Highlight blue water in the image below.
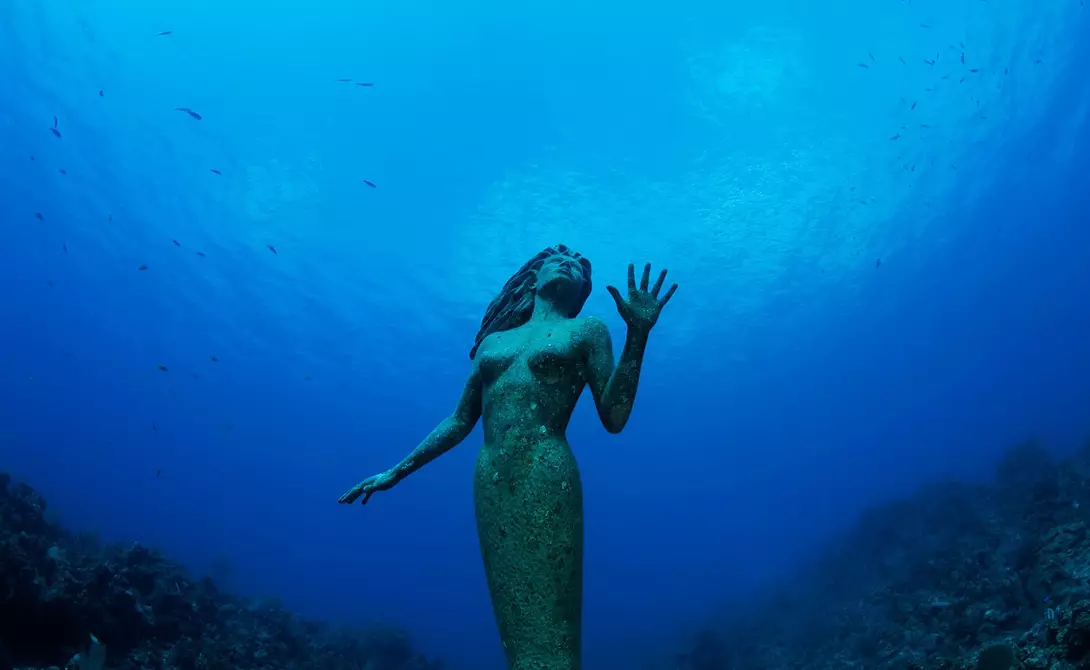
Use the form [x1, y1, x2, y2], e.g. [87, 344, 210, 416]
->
[1, 0, 1088, 667]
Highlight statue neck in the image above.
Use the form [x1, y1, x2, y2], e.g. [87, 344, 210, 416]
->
[531, 294, 570, 323]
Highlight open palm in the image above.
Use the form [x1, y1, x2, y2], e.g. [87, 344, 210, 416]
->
[606, 263, 678, 333]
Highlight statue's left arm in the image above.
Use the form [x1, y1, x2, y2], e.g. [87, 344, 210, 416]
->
[583, 262, 677, 434]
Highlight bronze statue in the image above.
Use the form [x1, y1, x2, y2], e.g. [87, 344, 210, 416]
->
[338, 244, 678, 670]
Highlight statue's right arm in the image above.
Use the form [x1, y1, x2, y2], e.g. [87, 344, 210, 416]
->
[389, 364, 483, 483]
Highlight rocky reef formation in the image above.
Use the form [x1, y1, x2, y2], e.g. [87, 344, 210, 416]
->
[674, 439, 1090, 670]
[0, 472, 440, 670]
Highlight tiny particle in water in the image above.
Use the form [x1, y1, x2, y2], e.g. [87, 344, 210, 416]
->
[362, 179, 377, 188]
[153, 423, 157, 431]
[304, 375, 313, 381]
[59, 168, 67, 175]
[210, 168, 221, 175]
[876, 258, 881, 268]
[267, 244, 277, 254]
[138, 264, 148, 270]
[156, 469, 161, 477]
[157, 365, 168, 372]
[210, 355, 218, 362]
[34, 212, 43, 221]
[63, 242, 68, 255]
[29, 155, 35, 161]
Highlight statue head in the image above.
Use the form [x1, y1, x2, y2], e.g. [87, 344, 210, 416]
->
[470, 244, 592, 359]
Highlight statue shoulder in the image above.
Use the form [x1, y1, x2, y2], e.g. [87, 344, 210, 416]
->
[574, 315, 610, 343]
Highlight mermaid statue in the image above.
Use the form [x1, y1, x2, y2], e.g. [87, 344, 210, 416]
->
[338, 244, 678, 670]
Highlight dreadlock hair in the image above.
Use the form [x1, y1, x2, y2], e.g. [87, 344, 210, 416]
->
[469, 244, 592, 359]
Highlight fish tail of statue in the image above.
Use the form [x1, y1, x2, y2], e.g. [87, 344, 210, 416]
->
[474, 449, 584, 670]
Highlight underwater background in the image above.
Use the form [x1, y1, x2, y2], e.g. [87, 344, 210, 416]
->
[1, 0, 1088, 668]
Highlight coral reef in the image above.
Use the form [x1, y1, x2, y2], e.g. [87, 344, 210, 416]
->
[675, 439, 1090, 670]
[0, 473, 440, 670]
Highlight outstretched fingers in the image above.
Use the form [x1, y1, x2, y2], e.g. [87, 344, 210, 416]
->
[606, 284, 625, 311]
[627, 263, 636, 293]
[650, 269, 667, 297]
[659, 282, 678, 306]
[639, 263, 651, 291]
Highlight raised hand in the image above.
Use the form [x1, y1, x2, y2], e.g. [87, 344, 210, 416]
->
[606, 263, 678, 333]
[337, 469, 398, 505]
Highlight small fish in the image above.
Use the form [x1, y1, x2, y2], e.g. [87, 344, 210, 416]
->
[157, 365, 168, 372]
[920, 22, 932, 28]
[857, 62, 870, 69]
[34, 212, 43, 221]
[175, 107, 202, 120]
[196, 251, 206, 257]
[108, 214, 112, 221]
[335, 78, 353, 82]
[924, 59, 934, 66]
[53, 116, 58, 129]
[156, 469, 161, 477]
[63, 242, 68, 255]
[876, 259, 881, 268]
[138, 264, 148, 270]
[157, 30, 173, 36]
[46, 280, 54, 288]
[304, 375, 313, 381]
[959, 77, 966, 83]
[210, 355, 218, 362]
[969, 68, 980, 73]
[267, 244, 277, 254]
[910, 101, 917, 110]
[59, 168, 67, 175]
[950, 164, 957, 170]
[889, 133, 900, 140]
[172, 239, 181, 246]
[209, 168, 222, 175]
[868, 52, 875, 62]
[898, 56, 906, 64]
[99, 90, 104, 97]
[961, 53, 966, 64]
[362, 179, 377, 188]
[153, 423, 157, 431]
[50, 128, 62, 138]
[29, 155, 35, 161]
[356, 82, 374, 87]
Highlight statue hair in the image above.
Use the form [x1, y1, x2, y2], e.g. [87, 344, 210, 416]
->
[470, 244, 592, 359]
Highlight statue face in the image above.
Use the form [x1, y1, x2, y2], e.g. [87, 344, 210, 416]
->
[536, 253, 590, 313]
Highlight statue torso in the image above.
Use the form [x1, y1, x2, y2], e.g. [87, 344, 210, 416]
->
[475, 317, 590, 453]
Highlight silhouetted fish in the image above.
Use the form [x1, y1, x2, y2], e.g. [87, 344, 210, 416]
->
[172, 240, 181, 246]
[157, 365, 168, 372]
[138, 264, 148, 270]
[34, 213, 43, 221]
[53, 116, 58, 129]
[876, 258, 881, 268]
[210, 168, 222, 175]
[210, 355, 218, 362]
[157, 30, 172, 36]
[63, 242, 67, 255]
[99, 90, 104, 97]
[857, 62, 869, 69]
[50, 128, 61, 138]
[175, 107, 202, 120]
[335, 78, 352, 82]
[362, 179, 377, 188]
[267, 244, 277, 254]
[356, 82, 374, 87]
[196, 251, 206, 257]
